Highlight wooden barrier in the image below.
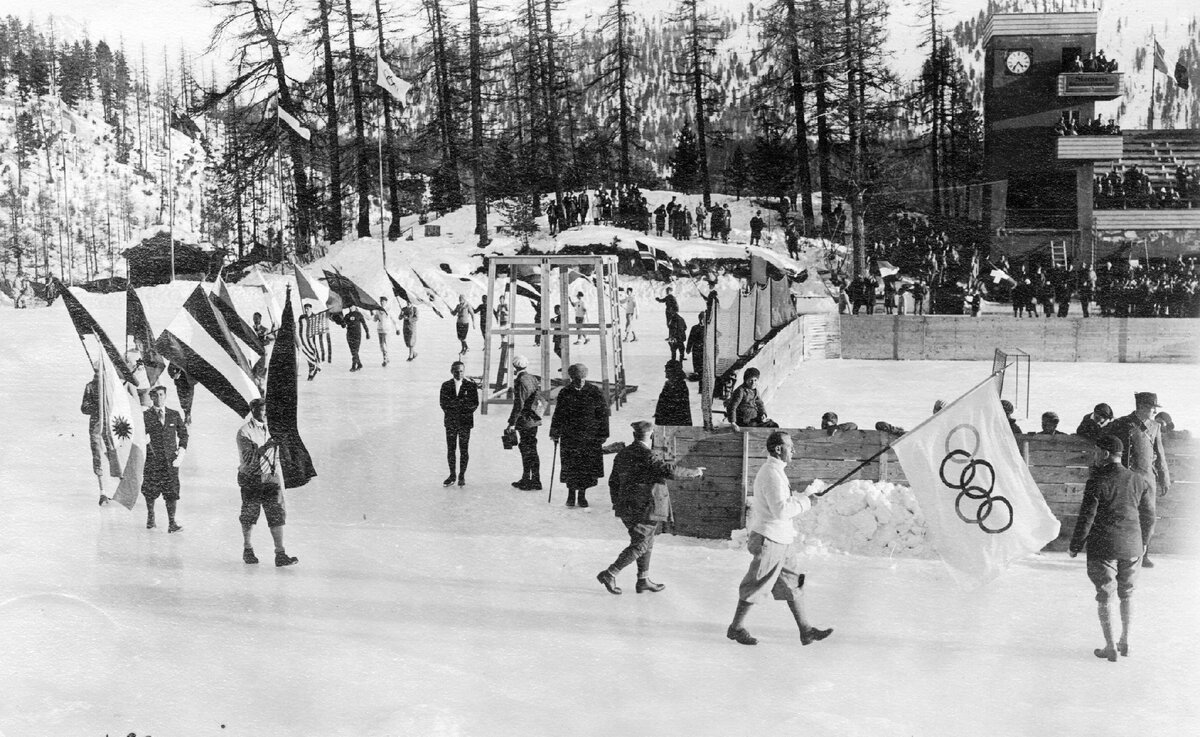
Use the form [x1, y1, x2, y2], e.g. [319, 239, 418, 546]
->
[839, 315, 1200, 363]
[658, 426, 1199, 554]
[737, 313, 841, 407]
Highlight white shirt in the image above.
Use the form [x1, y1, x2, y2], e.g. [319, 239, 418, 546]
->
[453, 378, 463, 395]
[748, 456, 810, 545]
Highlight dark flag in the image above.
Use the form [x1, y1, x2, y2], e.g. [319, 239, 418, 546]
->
[126, 284, 166, 385]
[634, 240, 657, 270]
[156, 285, 259, 417]
[388, 272, 412, 303]
[323, 270, 383, 312]
[211, 276, 265, 356]
[1176, 60, 1191, 90]
[266, 290, 316, 489]
[411, 268, 450, 316]
[55, 278, 136, 385]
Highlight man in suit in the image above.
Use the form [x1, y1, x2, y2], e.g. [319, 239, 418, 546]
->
[439, 361, 479, 487]
[1069, 435, 1155, 661]
[597, 420, 703, 595]
[1105, 392, 1172, 568]
[142, 384, 188, 532]
[1075, 403, 1114, 442]
[506, 355, 543, 490]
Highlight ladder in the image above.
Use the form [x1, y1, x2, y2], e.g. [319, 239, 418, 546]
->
[1050, 239, 1070, 270]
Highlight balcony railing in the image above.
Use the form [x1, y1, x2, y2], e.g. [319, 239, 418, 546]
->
[1057, 72, 1124, 99]
[1056, 136, 1124, 160]
[1093, 209, 1200, 230]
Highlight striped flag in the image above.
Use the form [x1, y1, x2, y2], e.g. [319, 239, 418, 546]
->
[126, 284, 165, 385]
[634, 240, 657, 270]
[156, 285, 260, 417]
[298, 309, 330, 364]
[1153, 40, 1169, 74]
[97, 342, 146, 510]
[212, 276, 265, 357]
[277, 103, 311, 141]
[266, 290, 316, 489]
[55, 280, 137, 385]
[890, 375, 1060, 587]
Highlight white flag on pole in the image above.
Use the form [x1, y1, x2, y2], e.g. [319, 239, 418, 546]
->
[276, 103, 311, 141]
[376, 48, 412, 105]
[890, 375, 1060, 586]
[97, 347, 146, 509]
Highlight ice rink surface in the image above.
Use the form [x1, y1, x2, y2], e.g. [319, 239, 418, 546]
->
[2, 287, 1198, 736]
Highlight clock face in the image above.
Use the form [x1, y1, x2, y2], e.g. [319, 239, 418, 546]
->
[1006, 50, 1032, 74]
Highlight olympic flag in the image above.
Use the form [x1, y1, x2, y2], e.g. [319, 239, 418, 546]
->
[891, 376, 1060, 586]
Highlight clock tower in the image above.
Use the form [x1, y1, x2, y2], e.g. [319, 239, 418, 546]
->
[982, 12, 1122, 258]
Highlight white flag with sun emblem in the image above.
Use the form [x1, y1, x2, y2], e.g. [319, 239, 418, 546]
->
[98, 347, 146, 510]
[891, 375, 1060, 586]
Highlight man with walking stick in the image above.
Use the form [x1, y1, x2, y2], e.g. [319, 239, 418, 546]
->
[549, 364, 609, 508]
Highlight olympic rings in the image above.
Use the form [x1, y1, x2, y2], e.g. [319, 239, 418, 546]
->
[938, 424, 1013, 535]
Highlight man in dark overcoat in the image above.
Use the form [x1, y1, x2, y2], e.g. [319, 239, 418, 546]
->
[1069, 435, 1156, 662]
[142, 384, 188, 532]
[597, 421, 702, 595]
[549, 364, 609, 508]
[1105, 392, 1171, 568]
[685, 312, 706, 380]
[439, 360, 480, 487]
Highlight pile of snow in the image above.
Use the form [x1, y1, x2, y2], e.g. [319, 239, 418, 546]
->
[730, 478, 933, 558]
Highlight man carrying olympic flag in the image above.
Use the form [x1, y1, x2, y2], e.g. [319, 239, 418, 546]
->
[890, 375, 1060, 586]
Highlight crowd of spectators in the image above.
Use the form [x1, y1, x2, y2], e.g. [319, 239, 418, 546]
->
[1094, 164, 1200, 210]
[1064, 49, 1119, 74]
[999, 258, 1200, 318]
[1055, 115, 1120, 137]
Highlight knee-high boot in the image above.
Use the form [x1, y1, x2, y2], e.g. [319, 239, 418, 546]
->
[1094, 602, 1117, 661]
[1118, 599, 1132, 655]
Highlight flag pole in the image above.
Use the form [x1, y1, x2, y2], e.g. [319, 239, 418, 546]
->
[812, 365, 1012, 498]
[1149, 37, 1157, 131]
[377, 74, 387, 272]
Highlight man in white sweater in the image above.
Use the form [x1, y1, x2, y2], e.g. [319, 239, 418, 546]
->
[726, 431, 833, 646]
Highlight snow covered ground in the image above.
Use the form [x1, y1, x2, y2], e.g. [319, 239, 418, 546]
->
[2, 256, 1199, 735]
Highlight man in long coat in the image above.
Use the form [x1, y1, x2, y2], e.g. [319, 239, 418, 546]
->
[549, 364, 609, 508]
[1105, 392, 1171, 568]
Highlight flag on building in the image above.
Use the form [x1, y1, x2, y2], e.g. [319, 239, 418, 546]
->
[1153, 40, 1169, 75]
[277, 103, 311, 141]
[55, 279, 136, 385]
[266, 290, 317, 489]
[156, 285, 260, 417]
[126, 284, 165, 385]
[1176, 59, 1191, 90]
[211, 276, 265, 357]
[376, 48, 412, 105]
[890, 375, 1060, 587]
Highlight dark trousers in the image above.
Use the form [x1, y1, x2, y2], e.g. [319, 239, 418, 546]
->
[518, 427, 540, 482]
[445, 427, 471, 476]
[348, 336, 362, 369]
[610, 519, 661, 577]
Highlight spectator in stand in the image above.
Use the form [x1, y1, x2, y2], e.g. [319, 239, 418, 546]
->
[784, 219, 800, 260]
[1076, 403, 1115, 442]
[653, 360, 692, 427]
[819, 412, 858, 435]
[725, 368, 778, 428]
[1002, 400, 1023, 436]
[749, 210, 765, 246]
[1034, 411, 1067, 436]
[1154, 411, 1176, 433]
[666, 310, 688, 362]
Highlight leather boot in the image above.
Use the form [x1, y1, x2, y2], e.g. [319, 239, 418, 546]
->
[1118, 599, 1131, 656]
[577, 489, 589, 508]
[726, 600, 757, 645]
[1094, 602, 1117, 661]
[566, 489, 577, 507]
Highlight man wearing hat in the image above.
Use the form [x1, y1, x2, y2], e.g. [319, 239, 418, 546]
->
[549, 364, 609, 508]
[1035, 411, 1066, 435]
[237, 398, 298, 566]
[1105, 393, 1172, 568]
[1001, 399, 1023, 436]
[1075, 403, 1114, 442]
[142, 384, 188, 532]
[598, 420, 703, 595]
[506, 355, 543, 490]
[1069, 435, 1155, 661]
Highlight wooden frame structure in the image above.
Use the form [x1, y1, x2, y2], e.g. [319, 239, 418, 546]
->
[480, 254, 628, 415]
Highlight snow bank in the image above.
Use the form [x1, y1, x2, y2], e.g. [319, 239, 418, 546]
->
[730, 478, 933, 559]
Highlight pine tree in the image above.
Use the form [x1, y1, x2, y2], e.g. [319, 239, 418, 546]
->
[669, 120, 700, 194]
[672, 0, 723, 207]
[724, 144, 750, 200]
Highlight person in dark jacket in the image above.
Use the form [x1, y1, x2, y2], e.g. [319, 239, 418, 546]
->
[597, 420, 703, 595]
[685, 312, 706, 380]
[168, 363, 196, 426]
[81, 369, 109, 505]
[549, 364, 610, 508]
[1001, 399, 1023, 436]
[343, 305, 370, 372]
[1034, 411, 1066, 435]
[656, 286, 679, 323]
[506, 355, 543, 490]
[726, 368, 777, 427]
[667, 311, 687, 362]
[1069, 435, 1156, 662]
[1105, 392, 1172, 568]
[439, 361, 480, 487]
[653, 361, 692, 427]
[1075, 403, 1114, 442]
[142, 384, 188, 532]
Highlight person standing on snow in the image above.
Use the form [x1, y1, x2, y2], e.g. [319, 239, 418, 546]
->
[343, 305, 370, 372]
[142, 384, 188, 533]
[451, 294, 474, 355]
[621, 287, 639, 342]
[399, 302, 419, 361]
[373, 296, 398, 367]
[726, 431, 832, 646]
[549, 364, 609, 508]
[439, 360, 479, 488]
[597, 420, 703, 595]
[507, 355, 543, 491]
[749, 210, 765, 246]
[1105, 392, 1171, 568]
[1069, 435, 1155, 661]
[569, 291, 590, 344]
[237, 398, 298, 567]
[81, 367, 109, 506]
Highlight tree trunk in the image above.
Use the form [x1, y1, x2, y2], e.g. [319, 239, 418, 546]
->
[542, 0, 564, 208]
[785, 0, 814, 231]
[374, 0, 402, 239]
[616, 0, 631, 188]
[318, 0, 343, 242]
[688, 2, 712, 208]
[469, 0, 488, 246]
[344, 0, 371, 238]
[845, 0, 864, 277]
